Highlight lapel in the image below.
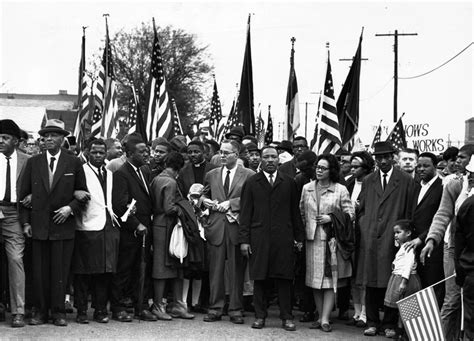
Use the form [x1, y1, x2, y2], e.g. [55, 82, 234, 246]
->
[39, 153, 50, 192]
[255, 171, 272, 192]
[16, 151, 27, 182]
[215, 167, 226, 199]
[126, 162, 149, 197]
[229, 166, 243, 196]
[272, 171, 284, 191]
[372, 171, 383, 198]
[50, 151, 67, 192]
[416, 177, 441, 209]
[380, 168, 400, 205]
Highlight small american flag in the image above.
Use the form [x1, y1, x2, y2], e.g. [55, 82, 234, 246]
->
[209, 78, 222, 138]
[371, 123, 382, 148]
[397, 287, 444, 341]
[170, 98, 183, 137]
[255, 108, 265, 147]
[386, 116, 407, 151]
[264, 105, 273, 145]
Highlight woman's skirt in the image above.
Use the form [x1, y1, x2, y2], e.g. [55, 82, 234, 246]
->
[384, 273, 422, 308]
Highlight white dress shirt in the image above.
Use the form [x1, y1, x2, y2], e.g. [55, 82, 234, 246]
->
[128, 162, 149, 194]
[380, 167, 394, 189]
[0, 150, 18, 202]
[222, 164, 238, 188]
[263, 170, 277, 185]
[46, 149, 61, 175]
[417, 174, 438, 205]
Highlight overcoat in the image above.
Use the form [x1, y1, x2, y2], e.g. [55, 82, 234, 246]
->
[239, 171, 305, 280]
[355, 168, 415, 288]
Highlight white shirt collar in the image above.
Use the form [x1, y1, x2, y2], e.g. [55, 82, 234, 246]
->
[46, 149, 61, 162]
[421, 174, 438, 187]
[263, 170, 277, 183]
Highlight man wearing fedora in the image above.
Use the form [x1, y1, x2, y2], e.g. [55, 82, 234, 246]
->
[0, 119, 30, 327]
[20, 119, 87, 327]
[355, 141, 415, 337]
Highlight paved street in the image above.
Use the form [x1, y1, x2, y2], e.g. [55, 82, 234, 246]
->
[0, 308, 386, 340]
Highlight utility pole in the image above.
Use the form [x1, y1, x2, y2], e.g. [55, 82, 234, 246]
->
[375, 30, 417, 122]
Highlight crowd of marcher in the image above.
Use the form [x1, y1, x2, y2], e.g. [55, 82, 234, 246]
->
[0, 118, 472, 340]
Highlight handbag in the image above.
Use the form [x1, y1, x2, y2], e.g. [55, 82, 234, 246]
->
[169, 219, 188, 263]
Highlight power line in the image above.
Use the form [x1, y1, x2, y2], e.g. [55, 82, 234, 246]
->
[360, 76, 394, 102]
[398, 42, 473, 80]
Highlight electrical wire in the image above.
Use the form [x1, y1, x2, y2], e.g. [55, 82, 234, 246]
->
[360, 76, 393, 101]
[398, 42, 473, 80]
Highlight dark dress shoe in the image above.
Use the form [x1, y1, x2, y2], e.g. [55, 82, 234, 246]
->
[112, 311, 133, 322]
[251, 318, 265, 329]
[76, 313, 89, 324]
[321, 323, 332, 332]
[282, 319, 296, 331]
[190, 304, 207, 314]
[299, 311, 315, 323]
[203, 313, 221, 322]
[136, 309, 157, 321]
[12, 314, 25, 328]
[356, 319, 367, 328]
[54, 318, 68, 327]
[29, 313, 47, 326]
[65, 301, 74, 314]
[309, 320, 321, 329]
[230, 315, 244, 324]
[93, 312, 109, 323]
[346, 317, 357, 326]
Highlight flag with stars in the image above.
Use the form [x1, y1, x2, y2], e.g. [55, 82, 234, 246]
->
[90, 97, 102, 138]
[310, 92, 322, 152]
[318, 52, 342, 155]
[170, 98, 184, 137]
[370, 122, 382, 149]
[127, 85, 147, 141]
[73, 30, 90, 150]
[397, 287, 444, 341]
[264, 105, 273, 145]
[386, 116, 407, 151]
[209, 78, 222, 138]
[146, 19, 172, 141]
[255, 107, 265, 147]
[98, 18, 118, 138]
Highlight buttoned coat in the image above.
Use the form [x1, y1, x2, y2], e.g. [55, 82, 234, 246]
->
[20, 149, 87, 240]
[239, 171, 305, 280]
[355, 168, 415, 288]
[204, 165, 255, 246]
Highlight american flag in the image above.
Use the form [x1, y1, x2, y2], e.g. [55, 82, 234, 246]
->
[318, 52, 342, 155]
[128, 89, 138, 134]
[397, 287, 444, 341]
[310, 91, 322, 152]
[387, 116, 407, 151]
[146, 19, 172, 141]
[371, 122, 382, 149]
[73, 30, 90, 149]
[90, 96, 103, 138]
[222, 96, 239, 141]
[285, 38, 300, 140]
[255, 106, 265, 147]
[264, 105, 273, 145]
[170, 98, 184, 137]
[209, 78, 222, 138]
[98, 17, 118, 138]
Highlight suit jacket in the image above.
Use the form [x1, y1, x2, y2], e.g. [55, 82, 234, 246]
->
[112, 161, 153, 234]
[12, 150, 30, 228]
[177, 161, 218, 196]
[204, 165, 255, 246]
[239, 171, 305, 280]
[356, 167, 415, 288]
[412, 177, 443, 262]
[278, 158, 297, 179]
[20, 148, 87, 240]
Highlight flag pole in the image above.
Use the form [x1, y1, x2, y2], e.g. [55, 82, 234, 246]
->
[397, 273, 455, 304]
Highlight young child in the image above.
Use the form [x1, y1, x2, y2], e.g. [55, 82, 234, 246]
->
[383, 219, 422, 339]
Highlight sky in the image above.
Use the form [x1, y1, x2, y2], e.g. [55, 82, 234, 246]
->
[1, 0, 472, 150]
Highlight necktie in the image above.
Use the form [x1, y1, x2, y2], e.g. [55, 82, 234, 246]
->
[269, 173, 274, 186]
[382, 173, 387, 191]
[224, 170, 230, 197]
[137, 169, 149, 194]
[49, 156, 56, 173]
[3, 156, 11, 202]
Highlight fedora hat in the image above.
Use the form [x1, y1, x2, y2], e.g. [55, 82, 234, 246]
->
[0, 119, 21, 139]
[38, 119, 69, 136]
[225, 126, 245, 139]
[372, 141, 395, 155]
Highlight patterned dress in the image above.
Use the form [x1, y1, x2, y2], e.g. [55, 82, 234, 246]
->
[300, 181, 355, 289]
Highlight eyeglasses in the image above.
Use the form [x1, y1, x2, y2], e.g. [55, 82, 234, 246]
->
[315, 165, 329, 171]
[219, 150, 235, 156]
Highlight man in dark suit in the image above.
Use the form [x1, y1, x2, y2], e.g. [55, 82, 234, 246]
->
[278, 137, 308, 179]
[239, 146, 305, 332]
[20, 119, 87, 327]
[202, 140, 254, 324]
[110, 133, 156, 322]
[0, 119, 29, 327]
[356, 141, 415, 336]
[405, 152, 444, 306]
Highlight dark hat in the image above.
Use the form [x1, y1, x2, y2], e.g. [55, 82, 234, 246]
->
[225, 126, 245, 139]
[38, 119, 69, 136]
[170, 135, 188, 152]
[246, 142, 260, 153]
[276, 140, 293, 155]
[372, 141, 396, 155]
[296, 150, 317, 171]
[125, 132, 145, 149]
[0, 119, 21, 139]
[66, 136, 77, 146]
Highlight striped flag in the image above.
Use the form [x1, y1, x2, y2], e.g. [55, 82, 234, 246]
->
[310, 92, 322, 151]
[209, 78, 222, 139]
[90, 96, 103, 138]
[318, 52, 342, 155]
[170, 98, 184, 137]
[370, 121, 382, 148]
[387, 115, 407, 151]
[397, 287, 444, 341]
[255, 106, 265, 147]
[98, 17, 118, 138]
[146, 18, 172, 141]
[285, 38, 300, 140]
[264, 105, 273, 145]
[73, 29, 90, 149]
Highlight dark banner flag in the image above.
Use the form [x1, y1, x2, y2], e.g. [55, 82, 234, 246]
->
[285, 38, 300, 140]
[337, 30, 363, 149]
[236, 15, 255, 136]
[264, 105, 273, 145]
